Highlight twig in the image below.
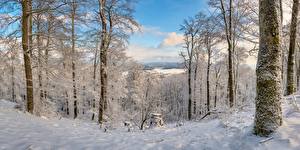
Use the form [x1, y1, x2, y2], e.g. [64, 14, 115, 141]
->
[200, 112, 211, 120]
[259, 137, 273, 144]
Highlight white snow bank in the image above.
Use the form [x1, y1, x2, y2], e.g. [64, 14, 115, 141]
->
[1, 98, 300, 150]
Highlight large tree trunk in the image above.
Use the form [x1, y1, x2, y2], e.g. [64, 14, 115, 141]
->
[22, 0, 34, 114]
[71, 1, 78, 119]
[254, 0, 283, 136]
[98, 0, 108, 125]
[286, 0, 299, 95]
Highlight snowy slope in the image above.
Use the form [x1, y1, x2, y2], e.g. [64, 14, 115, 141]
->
[1, 98, 300, 150]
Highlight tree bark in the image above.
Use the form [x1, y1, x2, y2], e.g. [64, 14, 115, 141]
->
[214, 71, 219, 108]
[44, 13, 52, 100]
[71, 0, 78, 119]
[60, 38, 69, 115]
[214, 64, 221, 108]
[22, 0, 34, 114]
[220, 0, 234, 108]
[36, 13, 44, 103]
[187, 35, 194, 120]
[254, 0, 283, 136]
[98, 0, 108, 125]
[206, 38, 211, 113]
[193, 53, 199, 115]
[206, 59, 211, 112]
[297, 43, 300, 90]
[286, 0, 299, 95]
[92, 40, 98, 121]
[11, 49, 15, 102]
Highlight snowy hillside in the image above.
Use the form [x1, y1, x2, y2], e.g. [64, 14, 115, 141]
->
[1, 98, 300, 150]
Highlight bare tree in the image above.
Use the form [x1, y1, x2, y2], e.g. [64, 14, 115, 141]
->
[180, 17, 199, 120]
[97, 0, 138, 125]
[203, 16, 219, 113]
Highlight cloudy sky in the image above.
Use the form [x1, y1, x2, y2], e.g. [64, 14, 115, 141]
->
[126, 0, 207, 63]
[125, 0, 293, 67]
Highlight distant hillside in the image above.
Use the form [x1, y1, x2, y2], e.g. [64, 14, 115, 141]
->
[143, 62, 184, 70]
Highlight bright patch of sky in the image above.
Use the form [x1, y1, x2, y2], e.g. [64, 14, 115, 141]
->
[126, 0, 208, 63]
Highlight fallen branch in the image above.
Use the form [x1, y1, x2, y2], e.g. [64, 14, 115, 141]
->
[259, 137, 273, 144]
[200, 112, 211, 120]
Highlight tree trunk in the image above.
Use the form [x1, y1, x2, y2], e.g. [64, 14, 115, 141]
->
[29, 0, 33, 58]
[214, 65, 220, 108]
[206, 41, 211, 113]
[220, 0, 234, 108]
[36, 14, 44, 103]
[187, 35, 194, 120]
[44, 13, 52, 100]
[199, 69, 203, 115]
[22, 0, 34, 114]
[193, 55, 198, 115]
[297, 43, 300, 90]
[61, 39, 69, 116]
[92, 41, 98, 121]
[254, 0, 283, 136]
[188, 62, 192, 120]
[214, 79, 218, 108]
[234, 61, 240, 106]
[98, 0, 108, 125]
[71, 1, 78, 119]
[11, 53, 15, 102]
[286, 0, 299, 95]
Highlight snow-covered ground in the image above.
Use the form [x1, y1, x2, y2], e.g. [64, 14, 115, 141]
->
[1, 98, 300, 150]
[147, 68, 185, 75]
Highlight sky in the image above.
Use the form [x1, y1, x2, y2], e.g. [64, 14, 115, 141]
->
[126, 0, 208, 63]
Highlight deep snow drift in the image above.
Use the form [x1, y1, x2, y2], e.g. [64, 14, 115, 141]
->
[1, 98, 300, 150]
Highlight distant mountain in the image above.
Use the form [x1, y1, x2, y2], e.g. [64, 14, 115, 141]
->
[143, 62, 184, 70]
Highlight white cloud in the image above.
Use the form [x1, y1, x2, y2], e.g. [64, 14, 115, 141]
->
[128, 25, 184, 63]
[159, 32, 184, 47]
[126, 44, 181, 63]
[132, 25, 167, 37]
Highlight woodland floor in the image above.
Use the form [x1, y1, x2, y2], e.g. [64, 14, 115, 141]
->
[1, 98, 300, 150]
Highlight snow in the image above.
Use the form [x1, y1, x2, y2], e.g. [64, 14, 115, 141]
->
[148, 68, 185, 75]
[0, 99, 17, 109]
[1, 98, 300, 150]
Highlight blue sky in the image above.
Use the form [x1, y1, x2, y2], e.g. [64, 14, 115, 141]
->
[126, 0, 208, 63]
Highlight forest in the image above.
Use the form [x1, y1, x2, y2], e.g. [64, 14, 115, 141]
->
[0, 0, 300, 149]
